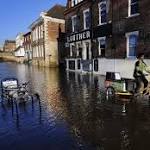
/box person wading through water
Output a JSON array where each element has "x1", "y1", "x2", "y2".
[{"x1": 133, "y1": 53, "x2": 150, "y2": 95}]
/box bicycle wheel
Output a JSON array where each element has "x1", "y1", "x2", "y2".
[{"x1": 106, "y1": 86, "x2": 115, "y2": 97}]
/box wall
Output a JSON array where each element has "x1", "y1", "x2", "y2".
[
  {"x1": 44, "y1": 18, "x2": 65, "y2": 67},
  {"x1": 14, "y1": 48, "x2": 25, "y2": 57},
  {"x1": 94, "y1": 58, "x2": 150, "y2": 79},
  {"x1": 0, "y1": 52, "x2": 25, "y2": 63}
]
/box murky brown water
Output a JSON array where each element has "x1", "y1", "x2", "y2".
[{"x1": 0, "y1": 62, "x2": 150, "y2": 150}]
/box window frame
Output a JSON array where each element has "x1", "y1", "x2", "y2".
[
  {"x1": 98, "y1": 1, "x2": 107, "y2": 25},
  {"x1": 83, "y1": 8, "x2": 90, "y2": 30},
  {"x1": 71, "y1": 15, "x2": 77, "y2": 33},
  {"x1": 128, "y1": 0, "x2": 139, "y2": 17},
  {"x1": 126, "y1": 31, "x2": 139, "y2": 58},
  {"x1": 71, "y1": 0, "x2": 83, "y2": 7}
]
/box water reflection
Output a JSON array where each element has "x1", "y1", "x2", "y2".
[{"x1": 0, "y1": 62, "x2": 150, "y2": 149}]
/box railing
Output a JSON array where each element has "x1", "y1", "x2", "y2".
[{"x1": 93, "y1": 59, "x2": 99, "y2": 72}]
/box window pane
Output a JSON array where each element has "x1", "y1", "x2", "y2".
[
  {"x1": 99, "y1": 38, "x2": 106, "y2": 56},
  {"x1": 101, "y1": 15, "x2": 107, "y2": 23},
  {"x1": 129, "y1": 47, "x2": 136, "y2": 56},
  {"x1": 129, "y1": 34, "x2": 138, "y2": 57},
  {"x1": 131, "y1": 3, "x2": 139, "y2": 14},
  {"x1": 101, "y1": 3, "x2": 106, "y2": 11},
  {"x1": 72, "y1": 16, "x2": 78, "y2": 32},
  {"x1": 131, "y1": 0, "x2": 138, "y2": 3},
  {"x1": 100, "y1": 2, "x2": 107, "y2": 24},
  {"x1": 129, "y1": 35, "x2": 137, "y2": 46},
  {"x1": 101, "y1": 39, "x2": 105, "y2": 45},
  {"x1": 85, "y1": 11, "x2": 90, "y2": 29}
]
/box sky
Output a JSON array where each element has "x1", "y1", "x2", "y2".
[{"x1": 0, "y1": 0, "x2": 66, "y2": 46}]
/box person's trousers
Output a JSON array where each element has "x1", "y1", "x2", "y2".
[{"x1": 135, "y1": 76, "x2": 148, "y2": 93}]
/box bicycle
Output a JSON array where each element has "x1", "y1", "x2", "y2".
[
  {"x1": 105, "y1": 72, "x2": 150, "y2": 100},
  {"x1": 1, "y1": 78, "x2": 30, "y2": 103}
]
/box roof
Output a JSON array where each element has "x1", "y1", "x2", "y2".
[
  {"x1": 29, "y1": 4, "x2": 65, "y2": 29},
  {"x1": 4, "y1": 40, "x2": 15, "y2": 43},
  {"x1": 29, "y1": 17, "x2": 43, "y2": 29},
  {"x1": 46, "y1": 4, "x2": 66, "y2": 19},
  {"x1": 24, "y1": 31, "x2": 31, "y2": 37}
]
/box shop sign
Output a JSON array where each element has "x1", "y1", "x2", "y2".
[{"x1": 67, "y1": 30, "x2": 91, "y2": 43}]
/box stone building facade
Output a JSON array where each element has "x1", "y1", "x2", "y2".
[
  {"x1": 23, "y1": 32, "x2": 32, "y2": 63},
  {"x1": 3, "y1": 40, "x2": 16, "y2": 52},
  {"x1": 65, "y1": 0, "x2": 150, "y2": 78},
  {"x1": 30, "y1": 4, "x2": 65, "y2": 67}
]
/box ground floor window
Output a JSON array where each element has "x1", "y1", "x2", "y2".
[
  {"x1": 98, "y1": 37, "x2": 106, "y2": 57},
  {"x1": 126, "y1": 31, "x2": 139, "y2": 58},
  {"x1": 82, "y1": 40, "x2": 91, "y2": 60},
  {"x1": 70, "y1": 43, "x2": 76, "y2": 57},
  {"x1": 69, "y1": 40, "x2": 91, "y2": 60}
]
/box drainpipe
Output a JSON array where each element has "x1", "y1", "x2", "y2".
[
  {"x1": 90, "y1": 0, "x2": 95, "y2": 72},
  {"x1": 43, "y1": 30, "x2": 46, "y2": 60}
]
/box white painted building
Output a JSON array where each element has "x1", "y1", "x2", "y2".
[{"x1": 14, "y1": 33, "x2": 25, "y2": 57}]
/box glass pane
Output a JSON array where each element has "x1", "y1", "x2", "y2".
[
  {"x1": 131, "y1": 0, "x2": 138, "y2": 3},
  {"x1": 129, "y1": 46, "x2": 136, "y2": 56},
  {"x1": 131, "y1": 3, "x2": 138, "y2": 14},
  {"x1": 129, "y1": 35, "x2": 137, "y2": 46},
  {"x1": 85, "y1": 11, "x2": 90, "y2": 28},
  {"x1": 100, "y1": 39, "x2": 106, "y2": 46},
  {"x1": 101, "y1": 10, "x2": 106, "y2": 15},
  {"x1": 101, "y1": 15, "x2": 107, "y2": 23},
  {"x1": 101, "y1": 3, "x2": 106, "y2": 11}
]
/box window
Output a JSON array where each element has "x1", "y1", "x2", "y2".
[
  {"x1": 70, "y1": 43, "x2": 76, "y2": 57},
  {"x1": 99, "y1": 1, "x2": 107, "y2": 25},
  {"x1": 83, "y1": 9, "x2": 90, "y2": 29},
  {"x1": 76, "y1": 42, "x2": 82, "y2": 57},
  {"x1": 98, "y1": 37, "x2": 106, "y2": 57},
  {"x1": 71, "y1": 0, "x2": 76, "y2": 7},
  {"x1": 71, "y1": 0, "x2": 83, "y2": 7},
  {"x1": 72, "y1": 15, "x2": 78, "y2": 32},
  {"x1": 128, "y1": 0, "x2": 139, "y2": 16},
  {"x1": 126, "y1": 31, "x2": 139, "y2": 58}
]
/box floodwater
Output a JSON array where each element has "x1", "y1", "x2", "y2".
[{"x1": 0, "y1": 62, "x2": 150, "y2": 150}]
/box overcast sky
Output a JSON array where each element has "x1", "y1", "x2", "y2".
[{"x1": 0, "y1": 0, "x2": 66, "y2": 46}]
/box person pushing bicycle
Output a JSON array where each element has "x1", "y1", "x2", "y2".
[{"x1": 133, "y1": 53, "x2": 150, "y2": 94}]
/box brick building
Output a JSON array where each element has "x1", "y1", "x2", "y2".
[
  {"x1": 29, "y1": 4, "x2": 65, "y2": 67},
  {"x1": 65, "y1": 0, "x2": 150, "y2": 78},
  {"x1": 23, "y1": 31, "x2": 32, "y2": 63},
  {"x1": 3, "y1": 40, "x2": 16, "y2": 52}
]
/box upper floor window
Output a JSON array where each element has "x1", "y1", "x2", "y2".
[
  {"x1": 71, "y1": 0, "x2": 83, "y2": 7},
  {"x1": 71, "y1": 0, "x2": 77, "y2": 7},
  {"x1": 72, "y1": 15, "x2": 78, "y2": 32},
  {"x1": 126, "y1": 31, "x2": 139, "y2": 58},
  {"x1": 98, "y1": 0, "x2": 107, "y2": 25},
  {"x1": 83, "y1": 9, "x2": 90, "y2": 29},
  {"x1": 128, "y1": 0, "x2": 139, "y2": 17}
]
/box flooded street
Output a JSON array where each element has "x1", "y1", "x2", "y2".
[{"x1": 0, "y1": 62, "x2": 150, "y2": 150}]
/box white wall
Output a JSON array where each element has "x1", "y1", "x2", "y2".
[
  {"x1": 14, "y1": 48, "x2": 25, "y2": 57},
  {"x1": 95, "y1": 58, "x2": 150, "y2": 79}
]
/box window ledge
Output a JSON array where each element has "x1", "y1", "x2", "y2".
[
  {"x1": 97, "y1": 22, "x2": 107, "y2": 26},
  {"x1": 126, "y1": 13, "x2": 140, "y2": 18},
  {"x1": 125, "y1": 56, "x2": 136, "y2": 60}
]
